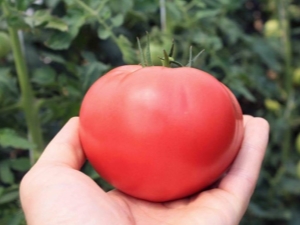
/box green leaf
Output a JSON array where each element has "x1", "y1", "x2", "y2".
[
  {"x1": 0, "y1": 128, "x2": 35, "y2": 149},
  {"x1": 10, "y1": 158, "x2": 30, "y2": 172},
  {"x1": 97, "y1": 26, "x2": 111, "y2": 40},
  {"x1": 0, "y1": 186, "x2": 4, "y2": 196},
  {"x1": 64, "y1": 8, "x2": 86, "y2": 31},
  {"x1": 98, "y1": 6, "x2": 112, "y2": 20},
  {"x1": 63, "y1": 85, "x2": 82, "y2": 99},
  {"x1": 0, "y1": 190, "x2": 19, "y2": 205},
  {"x1": 218, "y1": 18, "x2": 243, "y2": 44},
  {"x1": 108, "y1": 0, "x2": 133, "y2": 14},
  {"x1": 117, "y1": 35, "x2": 137, "y2": 64},
  {"x1": 24, "y1": 10, "x2": 50, "y2": 28},
  {"x1": 16, "y1": 0, "x2": 35, "y2": 11},
  {"x1": 81, "y1": 51, "x2": 98, "y2": 62},
  {"x1": 209, "y1": 36, "x2": 223, "y2": 51},
  {"x1": 248, "y1": 202, "x2": 291, "y2": 220},
  {"x1": 63, "y1": 0, "x2": 75, "y2": 5},
  {"x1": 45, "y1": 0, "x2": 61, "y2": 8},
  {"x1": 46, "y1": 8, "x2": 86, "y2": 50},
  {"x1": 247, "y1": 37, "x2": 280, "y2": 71},
  {"x1": 195, "y1": 9, "x2": 220, "y2": 19},
  {"x1": 232, "y1": 84, "x2": 256, "y2": 102},
  {"x1": 166, "y1": 2, "x2": 183, "y2": 22},
  {"x1": 40, "y1": 52, "x2": 66, "y2": 64},
  {"x1": 79, "y1": 59, "x2": 109, "y2": 92},
  {"x1": 0, "y1": 68, "x2": 11, "y2": 77},
  {"x1": 46, "y1": 32, "x2": 74, "y2": 50},
  {"x1": 110, "y1": 14, "x2": 124, "y2": 27},
  {"x1": 45, "y1": 17, "x2": 69, "y2": 32},
  {"x1": 134, "y1": 0, "x2": 157, "y2": 14},
  {"x1": 280, "y1": 177, "x2": 300, "y2": 195},
  {"x1": 6, "y1": 13, "x2": 29, "y2": 30},
  {"x1": 6, "y1": 211, "x2": 25, "y2": 225},
  {"x1": 94, "y1": 0, "x2": 109, "y2": 14},
  {"x1": 32, "y1": 67, "x2": 56, "y2": 85},
  {"x1": 0, "y1": 161, "x2": 14, "y2": 184},
  {"x1": 0, "y1": 68, "x2": 18, "y2": 105},
  {"x1": 25, "y1": 10, "x2": 68, "y2": 31}
]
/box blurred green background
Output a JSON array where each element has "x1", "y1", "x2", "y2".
[{"x1": 0, "y1": 0, "x2": 300, "y2": 224}]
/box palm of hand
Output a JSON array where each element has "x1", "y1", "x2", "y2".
[
  {"x1": 109, "y1": 185, "x2": 243, "y2": 225},
  {"x1": 23, "y1": 165, "x2": 243, "y2": 225},
  {"x1": 20, "y1": 116, "x2": 269, "y2": 225}
]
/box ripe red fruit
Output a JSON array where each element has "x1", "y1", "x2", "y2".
[{"x1": 79, "y1": 65, "x2": 244, "y2": 202}]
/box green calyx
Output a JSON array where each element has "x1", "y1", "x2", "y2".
[
  {"x1": 137, "y1": 33, "x2": 204, "y2": 68},
  {"x1": 137, "y1": 32, "x2": 152, "y2": 67}
]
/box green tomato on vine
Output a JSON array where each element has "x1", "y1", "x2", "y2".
[
  {"x1": 0, "y1": 32, "x2": 11, "y2": 58},
  {"x1": 296, "y1": 133, "x2": 300, "y2": 154},
  {"x1": 293, "y1": 68, "x2": 300, "y2": 86},
  {"x1": 264, "y1": 19, "x2": 281, "y2": 38}
]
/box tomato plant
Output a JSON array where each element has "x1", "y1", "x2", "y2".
[{"x1": 79, "y1": 63, "x2": 244, "y2": 202}]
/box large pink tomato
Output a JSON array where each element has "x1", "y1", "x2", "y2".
[{"x1": 79, "y1": 65, "x2": 244, "y2": 202}]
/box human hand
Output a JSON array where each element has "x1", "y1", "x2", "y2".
[{"x1": 20, "y1": 115, "x2": 269, "y2": 225}]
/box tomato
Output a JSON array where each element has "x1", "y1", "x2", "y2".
[
  {"x1": 264, "y1": 99, "x2": 281, "y2": 112},
  {"x1": 296, "y1": 133, "x2": 300, "y2": 154},
  {"x1": 0, "y1": 32, "x2": 11, "y2": 58},
  {"x1": 79, "y1": 65, "x2": 244, "y2": 202},
  {"x1": 297, "y1": 160, "x2": 300, "y2": 179},
  {"x1": 264, "y1": 19, "x2": 281, "y2": 38},
  {"x1": 293, "y1": 68, "x2": 300, "y2": 86}
]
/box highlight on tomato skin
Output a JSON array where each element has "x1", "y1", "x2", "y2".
[{"x1": 79, "y1": 65, "x2": 244, "y2": 202}]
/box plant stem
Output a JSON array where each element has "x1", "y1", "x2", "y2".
[
  {"x1": 278, "y1": 0, "x2": 292, "y2": 95},
  {"x1": 160, "y1": 0, "x2": 167, "y2": 32},
  {"x1": 277, "y1": 0, "x2": 293, "y2": 161},
  {"x1": 74, "y1": 0, "x2": 98, "y2": 16},
  {"x1": 2, "y1": 2, "x2": 44, "y2": 164}
]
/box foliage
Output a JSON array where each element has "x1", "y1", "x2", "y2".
[{"x1": 0, "y1": 0, "x2": 299, "y2": 224}]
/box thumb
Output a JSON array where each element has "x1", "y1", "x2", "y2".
[{"x1": 37, "y1": 117, "x2": 86, "y2": 169}]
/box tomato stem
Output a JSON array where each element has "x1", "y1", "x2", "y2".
[
  {"x1": 169, "y1": 40, "x2": 175, "y2": 58},
  {"x1": 137, "y1": 34, "x2": 205, "y2": 68},
  {"x1": 2, "y1": 1, "x2": 44, "y2": 164},
  {"x1": 162, "y1": 49, "x2": 170, "y2": 67},
  {"x1": 146, "y1": 32, "x2": 153, "y2": 66},
  {"x1": 277, "y1": 0, "x2": 293, "y2": 164},
  {"x1": 137, "y1": 37, "x2": 146, "y2": 67},
  {"x1": 186, "y1": 47, "x2": 205, "y2": 67}
]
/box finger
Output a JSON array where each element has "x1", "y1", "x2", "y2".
[
  {"x1": 242, "y1": 115, "x2": 253, "y2": 126},
  {"x1": 37, "y1": 117, "x2": 86, "y2": 170},
  {"x1": 219, "y1": 117, "x2": 269, "y2": 203}
]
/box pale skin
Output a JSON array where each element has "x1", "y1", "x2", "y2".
[{"x1": 20, "y1": 115, "x2": 269, "y2": 225}]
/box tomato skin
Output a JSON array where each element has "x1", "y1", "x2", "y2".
[{"x1": 79, "y1": 65, "x2": 244, "y2": 202}]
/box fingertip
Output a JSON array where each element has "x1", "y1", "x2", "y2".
[
  {"x1": 37, "y1": 116, "x2": 85, "y2": 170},
  {"x1": 242, "y1": 116, "x2": 270, "y2": 133},
  {"x1": 68, "y1": 116, "x2": 80, "y2": 124},
  {"x1": 252, "y1": 117, "x2": 270, "y2": 131}
]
